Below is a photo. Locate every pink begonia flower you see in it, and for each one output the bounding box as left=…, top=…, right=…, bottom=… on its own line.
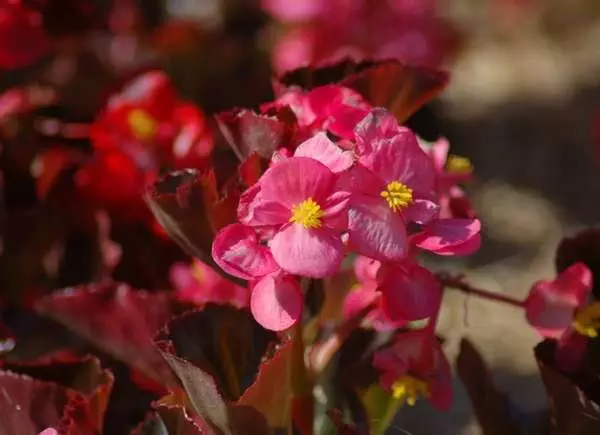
left=411, top=218, right=481, bottom=256
left=524, top=262, right=592, bottom=339
left=272, top=132, right=354, bottom=173
left=261, top=0, right=327, bottom=22
left=263, top=85, right=371, bottom=141
left=378, top=261, right=442, bottom=323
left=421, top=137, right=475, bottom=219
left=169, top=259, right=249, bottom=308
left=344, top=111, right=438, bottom=261
left=38, top=429, right=58, bottom=435
left=344, top=256, right=442, bottom=328
left=238, top=156, right=350, bottom=277
left=373, top=330, right=452, bottom=409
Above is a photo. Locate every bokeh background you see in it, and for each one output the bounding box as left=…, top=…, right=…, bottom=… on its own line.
left=2, top=1, right=600, bottom=434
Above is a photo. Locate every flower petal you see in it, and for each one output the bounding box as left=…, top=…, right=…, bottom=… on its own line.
left=412, top=218, right=481, bottom=254
left=321, top=190, right=351, bottom=230
left=238, top=183, right=290, bottom=227
left=270, top=224, right=344, bottom=277
left=343, top=282, right=380, bottom=320
left=294, top=132, right=354, bottom=173
left=403, top=198, right=439, bottom=224
left=348, top=194, right=407, bottom=261
left=250, top=274, right=303, bottom=331
left=354, top=108, right=401, bottom=155
left=354, top=255, right=381, bottom=283
left=379, top=262, right=441, bottom=322
left=212, top=224, right=280, bottom=280
left=260, top=156, right=337, bottom=208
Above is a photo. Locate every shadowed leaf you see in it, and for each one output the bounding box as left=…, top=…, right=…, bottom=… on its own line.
left=133, top=404, right=209, bottom=435
left=155, top=307, right=275, bottom=401
left=535, top=339, right=600, bottom=435
left=456, top=339, right=524, bottom=435
left=35, top=282, right=185, bottom=384
left=236, top=340, right=293, bottom=430
left=277, top=59, right=449, bottom=124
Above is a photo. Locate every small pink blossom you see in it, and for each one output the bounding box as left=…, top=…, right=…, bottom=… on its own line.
left=238, top=156, right=350, bottom=278
left=169, top=259, right=248, bottom=308
left=264, top=85, right=371, bottom=141
left=524, top=262, right=592, bottom=339
left=373, top=330, right=452, bottom=409
left=344, top=110, right=438, bottom=261
left=411, top=218, right=481, bottom=256
left=38, top=429, right=58, bottom=435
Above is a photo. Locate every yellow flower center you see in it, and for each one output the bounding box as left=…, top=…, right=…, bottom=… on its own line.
left=391, top=375, right=430, bottom=406
left=290, top=197, right=325, bottom=229
left=573, top=302, right=600, bottom=338
left=128, top=108, right=157, bottom=141
left=380, top=181, right=413, bottom=212
left=446, top=155, right=473, bottom=174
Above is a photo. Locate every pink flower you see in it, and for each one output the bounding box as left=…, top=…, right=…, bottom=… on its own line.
left=169, top=259, right=249, bottom=308
left=344, top=256, right=442, bottom=327
left=524, top=262, right=592, bottom=339
left=238, top=156, right=350, bottom=277
left=264, top=85, right=371, bottom=141
left=273, top=132, right=354, bottom=173
left=38, top=429, right=58, bottom=435
left=344, top=111, right=438, bottom=261
left=373, top=330, right=452, bottom=409
left=250, top=272, right=303, bottom=331
left=421, top=137, right=475, bottom=219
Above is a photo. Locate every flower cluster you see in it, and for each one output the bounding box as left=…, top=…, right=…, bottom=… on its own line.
left=212, top=107, right=480, bottom=332
left=77, top=70, right=213, bottom=221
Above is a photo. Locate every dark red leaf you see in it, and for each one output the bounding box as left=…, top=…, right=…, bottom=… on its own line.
left=35, top=282, right=186, bottom=385
left=133, top=404, right=209, bottom=435
left=154, top=307, right=276, bottom=401
left=276, top=58, right=449, bottom=123
left=535, top=339, right=600, bottom=435
left=456, top=339, right=524, bottom=435
left=145, top=169, right=238, bottom=272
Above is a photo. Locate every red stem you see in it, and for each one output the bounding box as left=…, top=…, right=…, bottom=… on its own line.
left=435, top=272, right=524, bottom=308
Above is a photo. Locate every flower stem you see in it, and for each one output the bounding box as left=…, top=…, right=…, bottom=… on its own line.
left=436, top=272, right=524, bottom=308
left=308, top=302, right=376, bottom=377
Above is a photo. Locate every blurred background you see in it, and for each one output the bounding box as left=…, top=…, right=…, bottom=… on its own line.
left=2, top=0, right=600, bottom=434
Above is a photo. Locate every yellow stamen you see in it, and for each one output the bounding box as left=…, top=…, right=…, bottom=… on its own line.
left=573, top=302, right=600, bottom=338
left=391, top=375, right=430, bottom=406
left=446, top=155, right=473, bottom=174
left=290, top=197, right=325, bottom=229
left=381, top=181, right=413, bottom=212
left=128, top=108, right=157, bottom=141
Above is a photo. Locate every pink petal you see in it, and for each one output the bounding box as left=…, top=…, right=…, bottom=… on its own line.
left=433, top=233, right=481, bottom=256
left=556, top=328, right=587, bottom=373
left=366, top=133, right=436, bottom=197
left=294, top=132, right=354, bottom=173
left=270, top=224, right=344, bottom=278
left=321, top=190, right=351, bottom=230
left=261, top=0, right=326, bottom=21
left=524, top=262, right=592, bottom=338
left=402, top=198, right=439, bottom=224
left=429, top=137, right=450, bottom=172
left=260, top=156, right=337, bottom=208
left=354, top=108, right=401, bottom=155
left=212, top=224, right=280, bottom=280
left=237, top=183, right=290, bottom=227
left=250, top=274, right=303, bottom=331
left=379, top=262, right=441, bottom=322
left=38, top=429, right=59, bottom=435
left=169, top=262, right=197, bottom=291
left=348, top=194, right=408, bottom=261
left=354, top=255, right=381, bottom=283
left=412, top=218, right=481, bottom=254
left=337, top=163, right=385, bottom=197
left=343, top=282, right=380, bottom=320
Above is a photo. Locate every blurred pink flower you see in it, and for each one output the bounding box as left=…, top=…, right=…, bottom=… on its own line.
left=249, top=272, right=303, bottom=331
left=373, top=330, right=452, bottom=409
left=170, top=259, right=248, bottom=308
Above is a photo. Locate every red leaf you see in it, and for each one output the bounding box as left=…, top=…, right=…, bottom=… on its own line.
left=236, top=340, right=294, bottom=430
left=35, top=282, right=185, bottom=384
left=133, top=404, right=210, bottom=435
left=456, top=339, right=524, bottom=435
left=535, top=339, right=600, bottom=435
left=277, top=58, right=449, bottom=123
left=145, top=169, right=237, bottom=271
left=154, top=307, right=276, bottom=401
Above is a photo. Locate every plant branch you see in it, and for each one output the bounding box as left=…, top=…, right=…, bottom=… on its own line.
left=436, top=272, right=524, bottom=308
